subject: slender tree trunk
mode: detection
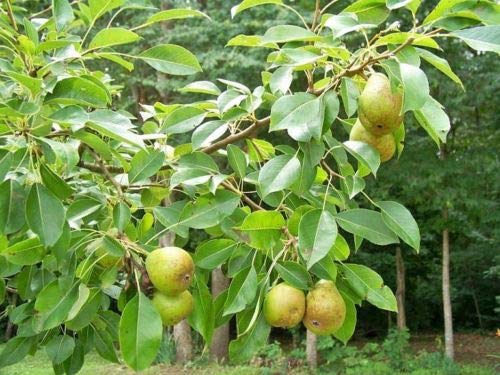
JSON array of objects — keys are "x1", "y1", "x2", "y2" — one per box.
[
  {"x1": 160, "y1": 199, "x2": 192, "y2": 364},
  {"x1": 440, "y1": 146, "x2": 454, "y2": 360},
  {"x1": 470, "y1": 286, "x2": 484, "y2": 330},
  {"x1": 306, "y1": 330, "x2": 317, "y2": 369},
  {"x1": 395, "y1": 247, "x2": 406, "y2": 330},
  {"x1": 210, "y1": 267, "x2": 230, "y2": 362}
]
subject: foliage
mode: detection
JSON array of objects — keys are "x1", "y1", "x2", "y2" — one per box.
[{"x1": 0, "y1": 0, "x2": 498, "y2": 373}]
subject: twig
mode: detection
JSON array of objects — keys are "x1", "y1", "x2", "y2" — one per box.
[
  {"x1": 88, "y1": 149, "x2": 124, "y2": 198},
  {"x1": 311, "y1": 0, "x2": 321, "y2": 31},
  {"x1": 6, "y1": 0, "x2": 17, "y2": 31},
  {"x1": 221, "y1": 180, "x2": 263, "y2": 211},
  {"x1": 320, "y1": 160, "x2": 344, "y2": 179},
  {"x1": 202, "y1": 116, "x2": 270, "y2": 154}
]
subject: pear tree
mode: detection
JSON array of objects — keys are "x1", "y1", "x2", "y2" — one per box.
[{"x1": 0, "y1": 0, "x2": 498, "y2": 372}]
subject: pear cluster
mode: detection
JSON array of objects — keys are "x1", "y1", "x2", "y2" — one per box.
[
  {"x1": 350, "y1": 73, "x2": 403, "y2": 162},
  {"x1": 145, "y1": 247, "x2": 194, "y2": 326},
  {"x1": 263, "y1": 280, "x2": 346, "y2": 335}
]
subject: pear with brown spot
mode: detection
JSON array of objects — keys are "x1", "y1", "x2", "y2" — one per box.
[
  {"x1": 264, "y1": 283, "x2": 306, "y2": 328},
  {"x1": 303, "y1": 280, "x2": 346, "y2": 335},
  {"x1": 146, "y1": 247, "x2": 194, "y2": 295},
  {"x1": 358, "y1": 73, "x2": 403, "y2": 136}
]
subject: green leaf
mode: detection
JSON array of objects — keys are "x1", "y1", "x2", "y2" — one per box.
[
  {"x1": 143, "y1": 8, "x2": 209, "y2": 26},
  {"x1": 310, "y1": 254, "x2": 337, "y2": 281},
  {"x1": 224, "y1": 266, "x2": 257, "y2": 315},
  {"x1": 188, "y1": 276, "x2": 214, "y2": 345},
  {"x1": 299, "y1": 209, "x2": 338, "y2": 269},
  {"x1": 227, "y1": 144, "x2": 247, "y2": 178},
  {"x1": 192, "y1": 120, "x2": 227, "y2": 149},
  {"x1": 416, "y1": 48, "x2": 463, "y2": 89},
  {"x1": 91, "y1": 323, "x2": 119, "y2": 363},
  {"x1": 340, "y1": 77, "x2": 360, "y2": 117},
  {"x1": 96, "y1": 52, "x2": 134, "y2": 71},
  {"x1": 86, "y1": 109, "x2": 145, "y2": 148},
  {"x1": 5, "y1": 71, "x2": 42, "y2": 96},
  {"x1": 113, "y1": 202, "x2": 131, "y2": 232},
  {"x1": 0, "y1": 336, "x2": 35, "y2": 367},
  {"x1": 66, "y1": 197, "x2": 102, "y2": 226},
  {"x1": 344, "y1": 0, "x2": 389, "y2": 25},
  {"x1": 333, "y1": 292, "x2": 357, "y2": 344},
  {"x1": 343, "y1": 140, "x2": 380, "y2": 176},
  {"x1": 336, "y1": 209, "x2": 399, "y2": 245},
  {"x1": 400, "y1": 63, "x2": 429, "y2": 112},
  {"x1": 239, "y1": 210, "x2": 285, "y2": 250},
  {"x1": 1, "y1": 237, "x2": 44, "y2": 265},
  {"x1": 386, "y1": 0, "x2": 414, "y2": 9},
  {"x1": 128, "y1": 149, "x2": 165, "y2": 184},
  {"x1": 34, "y1": 281, "x2": 80, "y2": 331},
  {"x1": 423, "y1": 0, "x2": 468, "y2": 25},
  {"x1": 324, "y1": 13, "x2": 376, "y2": 37},
  {"x1": 119, "y1": 293, "x2": 163, "y2": 371},
  {"x1": 179, "y1": 81, "x2": 221, "y2": 96},
  {"x1": 269, "y1": 67, "x2": 293, "y2": 94},
  {"x1": 40, "y1": 164, "x2": 74, "y2": 200},
  {"x1": 231, "y1": 0, "x2": 283, "y2": 17},
  {"x1": 88, "y1": 28, "x2": 139, "y2": 50},
  {"x1": 229, "y1": 312, "x2": 270, "y2": 363},
  {"x1": 179, "y1": 190, "x2": 240, "y2": 229},
  {"x1": 258, "y1": 154, "x2": 301, "y2": 198},
  {"x1": 270, "y1": 93, "x2": 324, "y2": 142},
  {"x1": 275, "y1": 261, "x2": 311, "y2": 290},
  {"x1": 0, "y1": 279, "x2": 4, "y2": 305},
  {"x1": 162, "y1": 106, "x2": 206, "y2": 134},
  {"x1": 0, "y1": 179, "x2": 26, "y2": 235},
  {"x1": 0, "y1": 151, "x2": 12, "y2": 182},
  {"x1": 342, "y1": 263, "x2": 397, "y2": 311},
  {"x1": 194, "y1": 239, "x2": 238, "y2": 270},
  {"x1": 26, "y1": 184, "x2": 65, "y2": 247},
  {"x1": 46, "y1": 335, "x2": 75, "y2": 365},
  {"x1": 413, "y1": 96, "x2": 450, "y2": 145},
  {"x1": 452, "y1": 26, "x2": 500, "y2": 53},
  {"x1": 375, "y1": 32, "x2": 441, "y2": 49},
  {"x1": 263, "y1": 25, "x2": 319, "y2": 43},
  {"x1": 66, "y1": 288, "x2": 102, "y2": 330},
  {"x1": 45, "y1": 77, "x2": 110, "y2": 108},
  {"x1": 53, "y1": 0, "x2": 74, "y2": 31},
  {"x1": 139, "y1": 44, "x2": 202, "y2": 76},
  {"x1": 377, "y1": 201, "x2": 420, "y2": 251}
]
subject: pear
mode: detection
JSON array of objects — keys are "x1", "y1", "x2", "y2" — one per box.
[
  {"x1": 358, "y1": 73, "x2": 403, "y2": 135},
  {"x1": 145, "y1": 247, "x2": 194, "y2": 295},
  {"x1": 350, "y1": 120, "x2": 396, "y2": 162},
  {"x1": 264, "y1": 283, "x2": 306, "y2": 328},
  {"x1": 152, "y1": 291, "x2": 193, "y2": 326},
  {"x1": 95, "y1": 246, "x2": 123, "y2": 268},
  {"x1": 303, "y1": 280, "x2": 346, "y2": 335}
]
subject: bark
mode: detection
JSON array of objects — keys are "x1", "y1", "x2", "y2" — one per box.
[
  {"x1": 173, "y1": 320, "x2": 193, "y2": 363},
  {"x1": 440, "y1": 146, "x2": 454, "y2": 360},
  {"x1": 210, "y1": 268, "x2": 230, "y2": 362},
  {"x1": 160, "y1": 199, "x2": 192, "y2": 364},
  {"x1": 470, "y1": 286, "x2": 484, "y2": 330},
  {"x1": 395, "y1": 246, "x2": 407, "y2": 330},
  {"x1": 306, "y1": 330, "x2": 317, "y2": 369}
]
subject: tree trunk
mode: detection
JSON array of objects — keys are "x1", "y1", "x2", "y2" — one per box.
[
  {"x1": 210, "y1": 267, "x2": 230, "y2": 362},
  {"x1": 395, "y1": 246, "x2": 406, "y2": 330},
  {"x1": 306, "y1": 330, "x2": 317, "y2": 369},
  {"x1": 160, "y1": 199, "x2": 192, "y2": 364},
  {"x1": 442, "y1": 209, "x2": 454, "y2": 360},
  {"x1": 440, "y1": 145, "x2": 454, "y2": 360},
  {"x1": 470, "y1": 286, "x2": 484, "y2": 330}
]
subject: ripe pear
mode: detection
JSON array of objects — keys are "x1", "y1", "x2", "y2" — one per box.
[
  {"x1": 358, "y1": 73, "x2": 403, "y2": 135},
  {"x1": 95, "y1": 246, "x2": 123, "y2": 268},
  {"x1": 303, "y1": 280, "x2": 346, "y2": 335},
  {"x1": 152, "y1": 290, "x2": 193, "y2": 326},
  {"x1": 145, "y1": 247, "x2": 194, "y2": 295},
  {"x1": 264, "y1": 283, "x2": 306, "y2": 328},
  {"x1": 350, "y1": 120, "x2": 396, "y2": 162}
]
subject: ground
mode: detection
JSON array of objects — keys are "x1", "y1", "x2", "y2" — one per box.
[{"x1": 1, "y1": 333, "x2": 498, "y2": 374}]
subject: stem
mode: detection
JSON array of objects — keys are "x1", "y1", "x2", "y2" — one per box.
[
  {"x1": 5, "y1": 0, "x2": 18, "y2": 31},
  {"x1": 321, "y1": 0, "x2": 339, "y2": 15},
  {"x1": 282, "y1": 4, "x2": 310, "y2": 30},
  {"x1": 311, "y1": 0, "x2": 321, "y2": 31}
]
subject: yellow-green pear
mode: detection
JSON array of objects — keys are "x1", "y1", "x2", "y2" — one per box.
[
  {"x1": 303, "y1": 280, "x2": 346, "y2": 335},
  {"x1": 145, "y1": 247, "x2": 194, "y2": 295},
  {"x1": 152, "y1": 291, "x2": 193, "y2": 326},
  {"x1": 95, "y1": 246, "x2": 123, "y2": 268},
  {"x1": 350, "y1": 120, "x2": 396, "y2": 162},
  {"x1": 264, "y1": 283, "x2": 306, "y2": 328},
  {"x1": 358, "y1": 73, "x2": 403, "y2": 135}
]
